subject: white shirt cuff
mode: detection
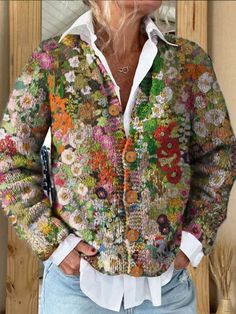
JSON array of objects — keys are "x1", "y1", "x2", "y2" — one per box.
[
  {"x1": 48, "y1": 233, "x2": 83, "y2": 265},
  {"x1": 180, "y1": 230, "x2": 204, "y2": 267}
]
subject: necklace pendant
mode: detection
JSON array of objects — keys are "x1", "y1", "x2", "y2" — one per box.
[{"x1": 119, "y1": 66, "x2": 129, "y2": 74}]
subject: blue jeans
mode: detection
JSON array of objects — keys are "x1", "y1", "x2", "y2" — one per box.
[{"x1": 40, "y1": 259, "x2": 197, "y2": 314}]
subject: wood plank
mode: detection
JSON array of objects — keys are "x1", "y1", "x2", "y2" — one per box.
[
  {"x1": 176, "y1": 0, "x2": 208, "y2": 51},
  {"x1": 176, "y1": 1, "x2": 209, "y2": 314},
  {"x1": 6, "y1": 2, "x2": 42, "y2": 314},
  {"x1": 188, "y1": 257, "x2": 210, "y2": 314}
]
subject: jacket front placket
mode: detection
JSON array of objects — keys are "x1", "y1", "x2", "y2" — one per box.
[{"x1": 79, "y1": 38, "x2": 167, "y2": 276}]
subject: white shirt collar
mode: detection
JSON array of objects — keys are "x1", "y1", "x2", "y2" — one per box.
[{"x1": 58, "y1": 9, "x2": 178, "y2": 47}]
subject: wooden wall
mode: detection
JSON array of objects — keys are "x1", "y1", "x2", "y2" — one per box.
[
  {"x1": 6, "y1": 2, "x2": 42, "y2": 314},
  {"x1": 0, "y1": 1, "x2": 9, "y2": 312}
]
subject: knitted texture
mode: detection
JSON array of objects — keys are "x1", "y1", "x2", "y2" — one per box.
[{"x1": 0, "y1": 33, "x2": 235, "y2": 276}]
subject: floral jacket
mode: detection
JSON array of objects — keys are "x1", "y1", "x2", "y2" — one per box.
[{"x1": 0, "y1": 33, "x2": 235, "y2": 277}]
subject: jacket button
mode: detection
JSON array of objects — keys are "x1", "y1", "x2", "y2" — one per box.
[
  {"x1": 108, "y1": 104, "x2": 120, "y2": 116},
  {"x1": 125, "y1": 190, "x2": 138, "y2": 204},
  {"x1": 125, "y1": 151, "x2": 137, "y2": 163},
  {"x1": 127, "y1": 229, "x2": 139, "y2": 242},
  {"x1": 130, "y1": 265, "x2": 144, "y2": 277}
]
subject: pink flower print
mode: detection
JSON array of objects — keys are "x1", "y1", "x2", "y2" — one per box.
[
  {"x1": 0, "y1": 135, "x2": 17, "y2": 156},
  {"x1": 174, "y1": 228, "x2": 182, "y2": 245},
  {"x1": 34, "y1": 52, "x2": 54, "y2": 70},
  {"x1": 62, "y1": 133, "x2": 69, "y2": 146},
  {"x1": 54, "y1": 129, "x2": 63, "y2": 141},
  {"x1": 130, "y1": 171, "x2": 141, "y2": 185},
  {"x1": 20, "y1": 92, "x2": 36, "y2": 109},
  {"x1": 181, "y1": 189, "x2": 189, "y2": 198},
  {"x1": 177, "y1": 212, "x2": 184, "y2": 224},
  {"x1": 8, "y1": 97, "x2": 17, "y2": 111},
  {"x1": 97, "y1": 61, "x2": 106, "y2": 75},
  {"x1": 92, "y1": 126, "x2": 104, "y2": 141},
  {"x1": 0, "y1": 173, "x2": 5, "y2": 183},
  {"x1": 109, "y1": 117, "x2": 120, "y2": 132},
  {"x1": 103, "y1": 183, "x2": 113, "y2": 194},
  {"x1": 101, "y1": 135, "x2": 114, "y2": 150},
  {"x1": 185, "y1": 88, "x2": 195, "y2": 112},
  {"x1": 100, "y1": 84, "x2": 110, "y2": 97},
  {"x1": 104, "y1": 125, "x2": 112, "y2": 133},
  {"x1": 187, "y1": 223, "x2": 202, "y2": 239},
  {"x1": 54, "y1": 175, "x2": 65, "y2": 187},
  {"x1": 43, "y1": 39, "x2": 59, "y2": 52}
]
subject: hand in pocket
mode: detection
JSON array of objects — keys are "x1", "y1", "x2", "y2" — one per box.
[
  {"x1": 174, "y1": 250, "x2": 190, "y2": 270},
  {"x1": 59, "y1": 241, "x2": 97, "y2": 275}
]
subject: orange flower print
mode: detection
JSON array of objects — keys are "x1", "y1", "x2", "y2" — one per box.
[{"x1": 50, "y1": 94, "x2": 74, "y2": 136}]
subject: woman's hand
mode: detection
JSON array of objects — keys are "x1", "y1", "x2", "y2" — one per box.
[
  {"x1": 58, "y1": 241, "x2": 97, "y2": 275},
  {"x1": 174, "y1": 250, "x2": 190, "y2": 270}
]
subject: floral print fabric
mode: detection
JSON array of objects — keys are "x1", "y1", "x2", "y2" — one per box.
[{"x1": 0, "y1": 33, "x2": 235, "y2": 277}]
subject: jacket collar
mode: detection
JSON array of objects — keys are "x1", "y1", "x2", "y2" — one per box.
[{"x1": 58, "y1": 9, "x2": 178, "y2": 47}]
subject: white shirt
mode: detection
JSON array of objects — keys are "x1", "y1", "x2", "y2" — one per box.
[{"x1": 47, "y1": 9, "x2": 204, "y2": 312}]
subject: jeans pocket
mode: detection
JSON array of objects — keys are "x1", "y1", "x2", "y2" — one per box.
[{"x1": 173, "y1": 266, "x2": 185, "y2": 272}]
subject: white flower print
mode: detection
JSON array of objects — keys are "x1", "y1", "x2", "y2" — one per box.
[
  {"x1": 73, "y1": 47, "x2": 81, "y2": 53},
  {"x1": 22, "y1": 185, "x2": 35, "y2": 202},
  {"x1": 69, "y1": 210, "x2": 84, "y2": 230},
  {"x1": 166, "y1": 67, "x2": 178, "y2": 80},
  {"x1": 181, "y1": 90, "x2": 190, "y2": 102},
  {"x1": 65, "y1": 86, "x2": 76, "y2": 95},
  {"x1": 209, "y1": 170, "x2": 226, "y2": 188},
  {"x1": 152, "y1": 103, "x2": 164, "y2": 118},
  {"x1": 77, "y1": 183, "x2": 88, "y2": 196},
  {"x1": 17, "y1": 123, "x2": 31, "y2": 138},
  {"x1": 61, "y1": 148, "x2": 75, "y2": 165},
  {"x1": 205, "y1": 109, "x2": 225, "y2": 126},
  {"x1": 86, "y1": 53, "x2": 95, "y2": 65},
  {"x1": 133, "y1": 117, "x2": 143, "y2": 132},
  {"x1": 162, "y1": 86, "x2": 173, "y2": 103},
  {"x1": 197, "y1": 72, "x2": 213, "y2": 93},
  {"x1": 81, "y1": 85, "x2": 92, "y2": 95},
  {"x1": 3, "y1": 113, "x2": 10, "y2": 122},
  {"x1": 68, "y1": 56, "x2": 80, "y2": 68},
  {"x1": 156, "y1": 94, "x2": 165, "y2": 104},
  {"x1": 69, "y1": 125, "x2": 91, "y2": 146},
  {"x1": 65, "y1": 71, "x2": 76, "y2": 83},
  {"x1": 193, "y1": 121, "x2": 208, "y2": 137},
  {"x1": 155, "y1": 71, "x2": 163, "y2": 80},
  {"x1": 0, "y1": 128, "x2": 6, "y2": 140},
  {"x1": 71, "y1": 163, "x2": 83, "y2": 177},
  {"x1": 173, "y1": 101, "x2": 185, "y2": 114},
  {"x1": 58, "y1": 187, "x2": 72, "y2": 205},
  {"x1": 195, "y1": 95, "x2": 207, "y2": 109},
  {"x1": 17, "y1": 138, "x2": 37, "y2": 154},
  {"x1": 164, "y1": 49, "x2": 175, "y2": 62},
  {"x1": 166, "y1": 187, "x2": 179, "y2": 198},
  {"x1": 19, "y1": 72, "x2": 33, "y2": 85}
]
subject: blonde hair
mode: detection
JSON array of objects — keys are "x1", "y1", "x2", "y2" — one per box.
[
  {"x1": 82, "y1": 0, "x2": 142, "y2": 57},
  {"x1": 82, "y1": 1, "x2": 173, "y2": 57}
]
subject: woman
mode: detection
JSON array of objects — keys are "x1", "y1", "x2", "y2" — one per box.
[{"x1": 0, "y1": 1, "x2": 235, "y2": 314}]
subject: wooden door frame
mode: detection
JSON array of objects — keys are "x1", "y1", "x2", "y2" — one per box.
[
  {"x1": 6, "y1": 1, "x2": 209, "y2": 313},
  {"x1": 6, "y1": 2, "x2": 42, "y2": 314}
]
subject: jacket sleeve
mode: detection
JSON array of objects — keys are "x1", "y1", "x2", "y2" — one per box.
[
  {"x1": 0, "y1": 40, "x2": 70, "y2": 261},
  {"x1": 181, "y1": 39, "x2": 236, "y2": 256}
]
